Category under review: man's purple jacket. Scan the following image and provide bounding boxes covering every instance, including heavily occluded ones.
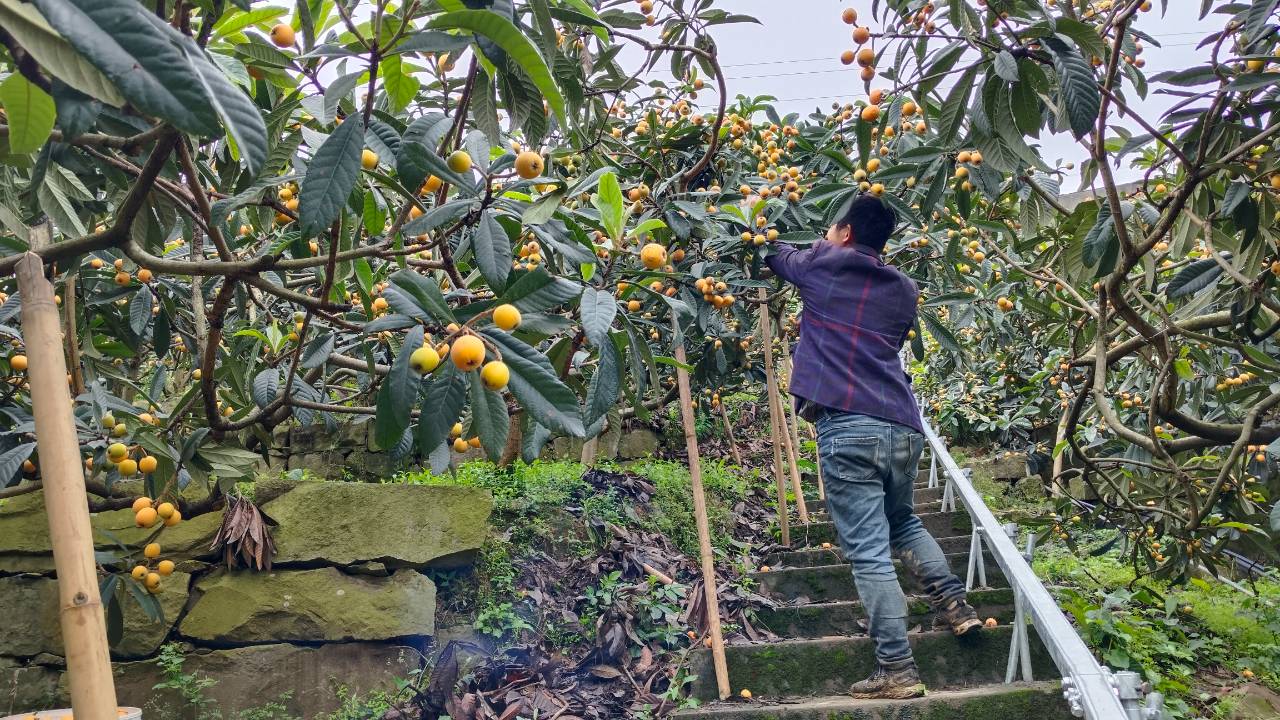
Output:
[765,240,923,434]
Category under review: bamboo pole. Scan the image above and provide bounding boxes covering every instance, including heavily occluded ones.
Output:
[17,230,119,719]
[757,290,791,546]
[762,302,807,523]
[775,396,809,523]
[63,273,84,396]
[717,400,744,466]
[672,315,730,700]
[779,334,806,472]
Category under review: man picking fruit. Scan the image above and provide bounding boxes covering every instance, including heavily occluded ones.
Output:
[764,194,982,700]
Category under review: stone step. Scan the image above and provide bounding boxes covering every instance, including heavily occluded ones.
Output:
[785,512,970,548]
[753,559,1008,604]
[773,534,975,561]
[803,485,944,512]
[674,681,1072,719]
[807,499,943,522]
[764,548,992,571]
[755,587,1016,639]
[688,626,1055,700]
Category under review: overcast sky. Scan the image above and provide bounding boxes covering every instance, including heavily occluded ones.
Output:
[629,0,1218,188]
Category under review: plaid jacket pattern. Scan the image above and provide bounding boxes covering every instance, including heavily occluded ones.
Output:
[765,240,923,433]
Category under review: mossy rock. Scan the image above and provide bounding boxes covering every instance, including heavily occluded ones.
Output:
[113,642,420,718]
[0,490,222,572]
[262,481,491,568]
[179,567,436,644]
[0,572,189,659]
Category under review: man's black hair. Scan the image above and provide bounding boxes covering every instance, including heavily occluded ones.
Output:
[835,194,896,253]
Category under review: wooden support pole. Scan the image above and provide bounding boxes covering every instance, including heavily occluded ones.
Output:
[17,236,118,719]
[762,301,807,523]
[672,315,731,700]
[717,401,744,466]
[779,335,806,472]
[757,290,791,546]
[775,396,809,523]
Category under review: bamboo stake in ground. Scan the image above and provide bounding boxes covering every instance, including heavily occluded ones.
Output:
[762,303,808,523]
[717,401,744,466]
[757,290,791,546]
[672,316,731,700]
[17,232,119,720]
[778,332,806,472]
[774,389,808,523]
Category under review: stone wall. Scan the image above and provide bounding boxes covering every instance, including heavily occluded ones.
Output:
[259,417,663,479]
[0,479,492,717]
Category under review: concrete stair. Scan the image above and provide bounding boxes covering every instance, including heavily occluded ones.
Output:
[676,470,1072,719]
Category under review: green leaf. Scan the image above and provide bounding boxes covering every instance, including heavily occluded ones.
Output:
[380,55,420,114]
[468,370,509,462]
[389,30,473,56]
[128,284,151,335]
[1166,256,1226,299]
[579,287,617,348]
[299,117,364,237]
[30,0,222,136]
[592,171,625,245]
[0,73,56,154]
[471,209,513,291]
[993,50,1019,82]
[499,266,582,312]
[389,268,454,323]
[374,326,424,450]
[0,0,125,107]
[1243,0,1280,52]
[1053,17,1106,61]
[416,363,468,453]
[481,328,584,437]
[252,368,279,409]
[428,10,565,127]
[1174,358,1193,380]
[1009,79,1041,137]
[1081,207,1115,269]
[1044,36,1100,141]
[919,307,963,357]
[938,65,977,146]
[182,43,268,175]
[584,339,621,431]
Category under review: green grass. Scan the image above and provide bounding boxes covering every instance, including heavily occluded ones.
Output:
[1032,542,1280,718]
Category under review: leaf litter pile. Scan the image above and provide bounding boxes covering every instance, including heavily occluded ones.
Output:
[385,466,787,719]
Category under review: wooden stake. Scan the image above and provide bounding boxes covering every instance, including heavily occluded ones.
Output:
[775,394,809,523]
[779,335,806,472]
[63,273,84,397]
[17,233,119,720]
[717,401,744,466]
[672,315,731,700]
[762,302,807,523]
[757,290,790,547]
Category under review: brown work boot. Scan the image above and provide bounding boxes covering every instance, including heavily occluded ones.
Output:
[933,597,982,636]
[848,662,926,699]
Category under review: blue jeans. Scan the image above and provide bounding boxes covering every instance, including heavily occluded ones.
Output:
[816,411,967,666]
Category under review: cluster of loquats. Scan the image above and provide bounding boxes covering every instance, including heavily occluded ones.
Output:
[447,421,483,454]
[514,236,544,271]
[128,498,179,594]
[693,276,735,310]
[404,305,518,407]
